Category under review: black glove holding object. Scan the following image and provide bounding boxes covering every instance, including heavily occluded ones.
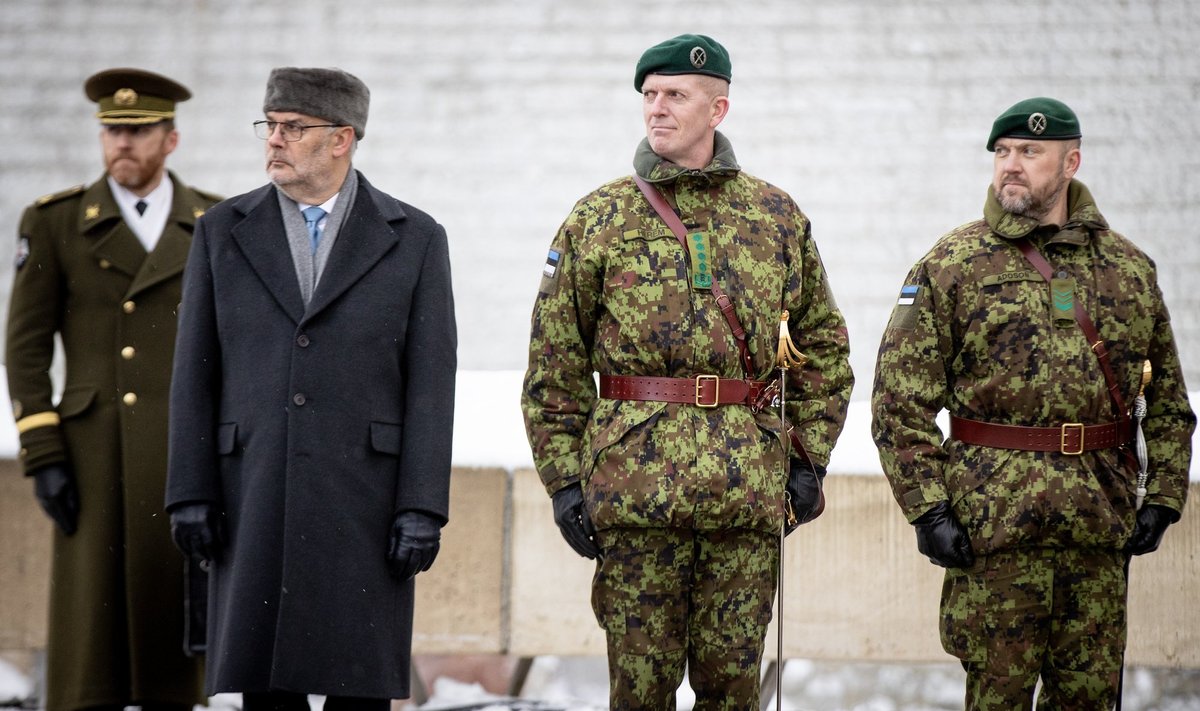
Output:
[169,502,226,562]
[912,500,975,569]
[1124,504,1178,556]
[785,460,825,535]
[551,482,600,559]
[32,463,79,536]
[387,510,443,581]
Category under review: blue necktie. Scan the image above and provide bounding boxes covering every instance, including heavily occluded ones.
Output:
[302,206,326,254]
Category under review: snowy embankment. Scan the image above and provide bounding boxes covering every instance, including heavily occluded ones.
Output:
[1,369,1197,481]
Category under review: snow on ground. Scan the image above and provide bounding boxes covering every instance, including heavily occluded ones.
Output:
[0,659,31,705]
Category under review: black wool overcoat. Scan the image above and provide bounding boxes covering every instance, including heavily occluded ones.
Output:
[165,172,457,698]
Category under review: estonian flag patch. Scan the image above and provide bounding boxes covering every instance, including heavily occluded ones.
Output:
[543,249,561,278]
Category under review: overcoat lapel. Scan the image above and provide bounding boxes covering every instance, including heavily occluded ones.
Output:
[128,175,203,298]
[231,186,306,324]
[302,178,403,323]
[80,179,146,279]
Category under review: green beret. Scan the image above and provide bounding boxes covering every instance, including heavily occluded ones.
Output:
[987,97,1081,151]
[84,68,191,125]
[634,34,731,92]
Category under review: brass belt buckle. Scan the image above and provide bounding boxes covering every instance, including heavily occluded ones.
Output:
[695,374,720,408]
[1061,422,1085,455]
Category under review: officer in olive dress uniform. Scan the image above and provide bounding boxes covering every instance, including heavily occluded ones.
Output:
[5,68,220,711]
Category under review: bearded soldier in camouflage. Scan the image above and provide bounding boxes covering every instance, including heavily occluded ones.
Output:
[521,35,852,709]
[872,97,1194,710]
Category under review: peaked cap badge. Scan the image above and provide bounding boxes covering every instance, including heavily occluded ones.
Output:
[114,88,139,107]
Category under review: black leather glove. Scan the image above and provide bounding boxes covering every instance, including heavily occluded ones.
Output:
[785,460,825,535]
[1124,504,1178,556]
[169,502,226,562]
[912,501,975,569]
[32,463,79,536]
[387,510,443,581]
[551,483,600,559]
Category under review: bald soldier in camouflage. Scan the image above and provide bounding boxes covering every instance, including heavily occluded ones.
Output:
[5,69,218,711]
[872,97,1194,710]
[522,35,852,709]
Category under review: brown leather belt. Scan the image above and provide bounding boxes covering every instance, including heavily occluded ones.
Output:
[600,374,766,408]
[949,415,1131,455]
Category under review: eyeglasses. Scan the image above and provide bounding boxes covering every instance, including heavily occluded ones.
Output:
[253,120,344,142]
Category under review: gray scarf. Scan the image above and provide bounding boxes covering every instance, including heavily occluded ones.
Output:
[276,169,359,306]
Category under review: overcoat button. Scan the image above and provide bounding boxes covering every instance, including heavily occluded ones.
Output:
[293,393,306,406]
[121,346,136,360]
[123,300,136,314]
[296,335,310,347]
[123,392,138,406]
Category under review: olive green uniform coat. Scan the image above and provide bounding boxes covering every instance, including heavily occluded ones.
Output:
[5,173,218,711]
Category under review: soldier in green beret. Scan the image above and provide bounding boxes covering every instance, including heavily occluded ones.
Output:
[521,34,853,708]
[5,68,220,711]
[872,97,1194,709]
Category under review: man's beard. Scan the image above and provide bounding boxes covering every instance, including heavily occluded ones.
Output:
[997,176,1066,221]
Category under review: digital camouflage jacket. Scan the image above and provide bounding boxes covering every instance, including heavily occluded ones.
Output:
[521,133,853,534]
[872,180,1194,554]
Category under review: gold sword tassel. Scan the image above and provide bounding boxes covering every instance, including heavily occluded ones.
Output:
[774,310,807,709]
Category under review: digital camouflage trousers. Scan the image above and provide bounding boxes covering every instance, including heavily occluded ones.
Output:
[592,526,779,710]
[940,546,1127,710]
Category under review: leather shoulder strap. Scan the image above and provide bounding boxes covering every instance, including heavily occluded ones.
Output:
[1012,237,1130,425]
[633,175,754,376]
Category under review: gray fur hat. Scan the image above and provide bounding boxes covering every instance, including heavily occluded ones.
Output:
[263,67,370,139]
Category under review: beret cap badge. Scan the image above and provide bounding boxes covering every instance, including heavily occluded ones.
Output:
[690,47,707,69]
[1027,112,1048,135]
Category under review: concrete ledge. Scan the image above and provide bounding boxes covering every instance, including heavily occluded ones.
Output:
[2,462,1197,672]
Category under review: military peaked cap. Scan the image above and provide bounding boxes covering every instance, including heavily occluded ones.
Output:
[85,68,191,125]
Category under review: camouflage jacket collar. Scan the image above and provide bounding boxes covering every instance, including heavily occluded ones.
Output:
[985,179,1110,245]
[633,131,742,185]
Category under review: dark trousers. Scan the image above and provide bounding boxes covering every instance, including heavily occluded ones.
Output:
[242,691,389,711]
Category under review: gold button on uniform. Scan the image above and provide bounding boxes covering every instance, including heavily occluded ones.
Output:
[99,259,111,269]
[123,300,136,314]
[122,392,138,406]
[121,346,136,360]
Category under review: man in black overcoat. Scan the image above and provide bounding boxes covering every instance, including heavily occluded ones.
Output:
[165,67,457,709]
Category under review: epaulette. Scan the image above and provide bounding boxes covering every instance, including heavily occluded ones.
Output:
[34,185,85,208]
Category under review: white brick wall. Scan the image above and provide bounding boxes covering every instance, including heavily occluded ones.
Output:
[2,0,1198,394]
